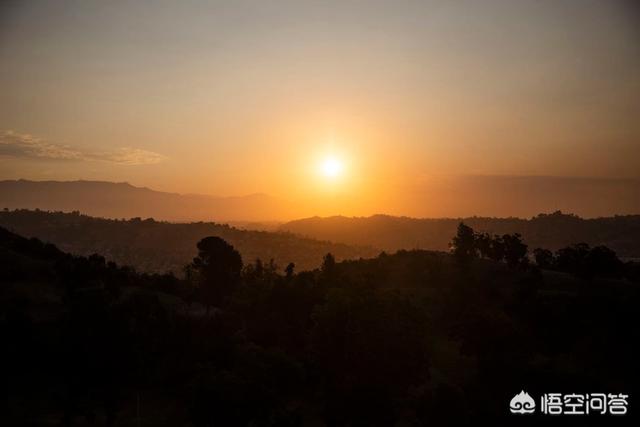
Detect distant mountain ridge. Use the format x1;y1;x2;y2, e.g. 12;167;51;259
402;175;640;218
0;179;295;222
280;212;640;258
2;176;640;221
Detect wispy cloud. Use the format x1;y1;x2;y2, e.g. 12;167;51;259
91;147;168;165
0;130;84;160
0;130;167;165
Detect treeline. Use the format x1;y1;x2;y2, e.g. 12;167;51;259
450;223;529;268
280;211;640;258
0;209;378;274
451;222;639;281
2;224;639;425
0;227;432;425
0;225;184;297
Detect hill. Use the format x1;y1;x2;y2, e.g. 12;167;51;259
0;179;296;222
0;209;378;274
280;211;640;259
2;224;638;424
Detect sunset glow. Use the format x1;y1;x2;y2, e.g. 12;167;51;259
1;2;639;424
320;156;344;180
0;0;638;219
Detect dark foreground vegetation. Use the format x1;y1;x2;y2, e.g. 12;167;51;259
1;223;638;425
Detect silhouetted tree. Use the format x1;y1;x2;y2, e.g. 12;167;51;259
487;234;505;262
285;262;295;278
254;258;265;277
266;258;278;275
322;253;336;273
451;222;476;262
585;245;623;279
191;236;243;312
474;232;492;259
533;248;554;269
554;243;623;279
502;233;528;268
555;243;590;277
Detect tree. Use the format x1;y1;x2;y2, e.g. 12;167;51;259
554;243;623;279
555;243;590;277
474;233;492;259
322;253;336;273
191;236;243;312
533;248;554;269
254;258;265;277
451;222;476;262
285;262;295;278
585;245;623;279
502;233;528;268
487;235;505;262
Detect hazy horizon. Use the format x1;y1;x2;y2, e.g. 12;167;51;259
2;176;639;221
2;0;639;217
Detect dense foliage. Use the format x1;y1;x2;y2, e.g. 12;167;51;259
1;224;638;425
452;221;638;281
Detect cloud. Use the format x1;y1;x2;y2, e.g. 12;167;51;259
0;130;84;160
92;147;167;165
0;130;166;165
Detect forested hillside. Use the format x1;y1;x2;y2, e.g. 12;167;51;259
281;211;640;258
2;224;638;425
0;209;378;274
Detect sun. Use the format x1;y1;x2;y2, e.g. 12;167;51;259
320;156;344;179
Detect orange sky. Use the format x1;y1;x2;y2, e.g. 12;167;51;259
1;0;639;217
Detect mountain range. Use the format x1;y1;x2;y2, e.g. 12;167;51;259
2;176;640;221
0;179;294;222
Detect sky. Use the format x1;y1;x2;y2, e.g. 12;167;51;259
1;0;639;216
